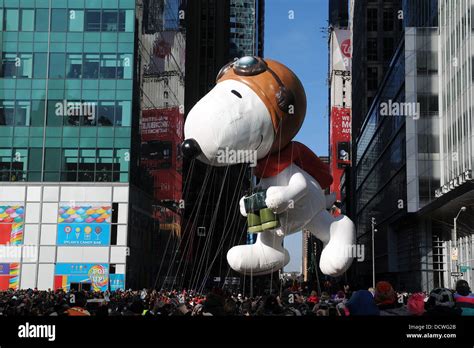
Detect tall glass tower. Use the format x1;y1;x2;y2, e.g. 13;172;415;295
0;0;144;292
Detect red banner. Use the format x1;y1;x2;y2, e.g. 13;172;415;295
330;107;351;201
141;107;183;143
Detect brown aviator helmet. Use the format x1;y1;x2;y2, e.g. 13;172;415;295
216;56;307;154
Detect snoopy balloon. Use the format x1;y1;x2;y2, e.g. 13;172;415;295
182;57;356;277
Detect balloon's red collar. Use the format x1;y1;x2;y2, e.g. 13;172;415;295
254;141;333;190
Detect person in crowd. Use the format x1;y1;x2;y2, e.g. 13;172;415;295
374;281;407;316
453;280;474;316
65;291;90;316
424;288;462;316
345;290;380;316
406;292;426;316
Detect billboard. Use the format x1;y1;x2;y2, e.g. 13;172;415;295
0;206;24;245
54;263;109;292
140;107;184;143
332;29;352;71
0;263;19;290
57;206;111;246
330;107;352;201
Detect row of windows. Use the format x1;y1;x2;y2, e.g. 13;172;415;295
367;38;396;62
0;148;129;183
0;100;131;127
367;8;399;32
0;9;134;33
1;53;133;79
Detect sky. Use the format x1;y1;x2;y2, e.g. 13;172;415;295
264;0;329;272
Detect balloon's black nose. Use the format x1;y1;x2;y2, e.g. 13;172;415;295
181;139;202;159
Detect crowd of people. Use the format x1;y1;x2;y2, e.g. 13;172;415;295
0;279;473;316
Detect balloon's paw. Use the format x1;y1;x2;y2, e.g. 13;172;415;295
226;244;289;276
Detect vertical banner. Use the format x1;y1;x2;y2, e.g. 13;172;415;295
332;29;352;71
330;107;352;201
110;274;125;291
0;263;19;290
0;206;25;245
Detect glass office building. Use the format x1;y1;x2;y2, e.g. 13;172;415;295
0;0;139;291
0;0;135;183
352;0;474;291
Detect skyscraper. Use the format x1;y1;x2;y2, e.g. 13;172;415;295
181;0;264;290
350;0;473;291
0;0;188;291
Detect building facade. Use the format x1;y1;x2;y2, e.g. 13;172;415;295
350;0;474;292
0;0;189;291
0;0;137;291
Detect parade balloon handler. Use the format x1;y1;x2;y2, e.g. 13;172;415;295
182;56;356;277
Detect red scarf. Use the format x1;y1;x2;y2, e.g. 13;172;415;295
254;141;333;189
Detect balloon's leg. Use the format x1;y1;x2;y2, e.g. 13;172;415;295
307;210;356;277
226;230;289;276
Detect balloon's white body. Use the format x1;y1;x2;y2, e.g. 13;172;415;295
184;79;356;277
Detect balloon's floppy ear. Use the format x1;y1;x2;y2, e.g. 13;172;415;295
217;57;307;153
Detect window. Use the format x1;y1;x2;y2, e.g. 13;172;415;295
383;9;394;31
85;10;101;32
367;39;377;61
34;53;48;78
102;11;118;31
21;9;35;31
100;54;118;79
96;149;114;182
5;9;19;31
1;54;18;78
78;149;96;182
98;102;115;126
367;67;378;91
18;54;33;78
35;9;49;31
367;8;377;31
31;100;45;127
47;100;62;126
116;101;131;126
51;9;68;32
417;51;438;74
84;54;100;78
63;149;79;181
118;54;132;78
68;10;84;31
15;101;31;126
44;148;61;173
66;54;83;78
119;10;134;32
0;9;3;31
0;101;30;126
49;53;66;78
383;38;394;61
0;101;15;125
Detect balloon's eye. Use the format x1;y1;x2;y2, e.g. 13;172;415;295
231;90;242;98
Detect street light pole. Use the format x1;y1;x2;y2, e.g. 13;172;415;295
453;206;467;275
371;217;377;289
